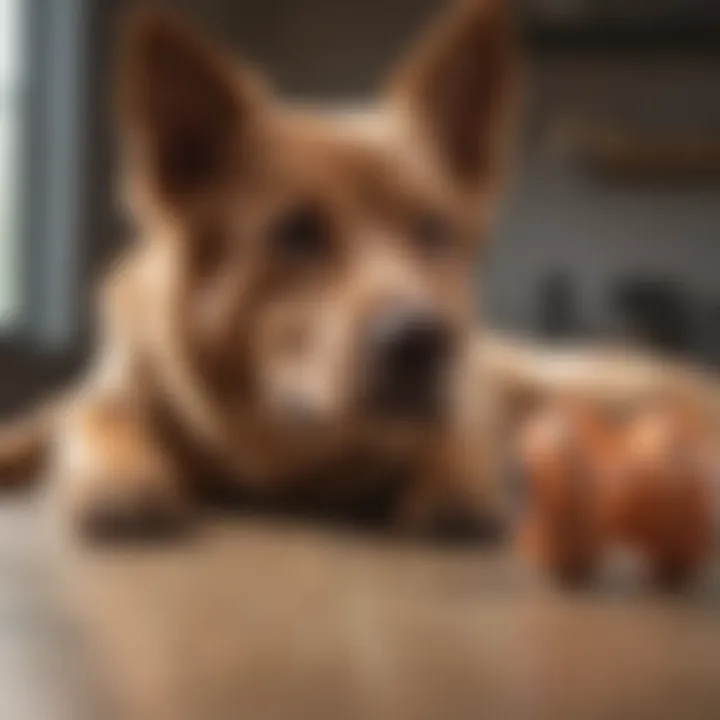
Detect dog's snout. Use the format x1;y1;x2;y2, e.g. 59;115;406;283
365;307;453;419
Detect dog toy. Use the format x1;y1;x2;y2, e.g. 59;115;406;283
610;405;714;588
516;399;617;585
517;399;715;589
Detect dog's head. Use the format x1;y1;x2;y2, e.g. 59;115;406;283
119;1;515;442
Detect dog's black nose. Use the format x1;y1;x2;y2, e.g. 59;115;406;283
366;308;453;419
375;310;451;377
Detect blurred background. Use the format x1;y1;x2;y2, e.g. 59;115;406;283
0;0;719;410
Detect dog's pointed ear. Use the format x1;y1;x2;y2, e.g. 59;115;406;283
386;0;517;192
119;8;267;202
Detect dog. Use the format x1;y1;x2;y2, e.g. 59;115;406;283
0;0;717;541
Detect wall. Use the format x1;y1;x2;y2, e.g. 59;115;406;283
490;55;720;338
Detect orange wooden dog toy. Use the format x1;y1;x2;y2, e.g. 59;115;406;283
516;400;618;585
518;399;715;588
610;405;714;587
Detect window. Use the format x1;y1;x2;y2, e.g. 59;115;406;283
0;0;25;328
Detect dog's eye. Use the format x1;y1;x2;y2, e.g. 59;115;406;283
414;212;452;256
271;205;330;261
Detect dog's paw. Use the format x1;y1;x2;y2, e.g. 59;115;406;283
418;507;507;546
398;493;508;547
57;471;191;544
79;486;191;543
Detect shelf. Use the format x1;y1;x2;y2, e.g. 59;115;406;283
525;20;720;55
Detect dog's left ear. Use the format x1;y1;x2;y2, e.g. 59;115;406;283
119;8;268;205
386;0;517;193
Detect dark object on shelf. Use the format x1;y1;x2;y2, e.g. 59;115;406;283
524;12;720;54
538;272;583;341
699;303;720;370
613;278;695;355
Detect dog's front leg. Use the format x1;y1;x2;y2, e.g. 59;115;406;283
50;395;190;540
397;419;507;544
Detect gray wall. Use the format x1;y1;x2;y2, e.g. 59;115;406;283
174;0;441;97
490;55;720;335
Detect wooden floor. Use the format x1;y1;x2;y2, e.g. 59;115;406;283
2;497;720;720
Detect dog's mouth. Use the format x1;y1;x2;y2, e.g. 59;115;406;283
358;307;456;424
368;387;448;424
362;365;451;423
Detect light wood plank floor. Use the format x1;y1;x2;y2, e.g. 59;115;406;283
2;498;719;720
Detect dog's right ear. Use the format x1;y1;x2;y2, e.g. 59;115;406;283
386;0;516;196
119;8;267;204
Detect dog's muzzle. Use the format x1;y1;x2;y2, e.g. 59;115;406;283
362;306;454;421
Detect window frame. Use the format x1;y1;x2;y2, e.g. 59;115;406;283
0;0;117;406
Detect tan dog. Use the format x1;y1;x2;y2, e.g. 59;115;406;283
0;0;717;541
